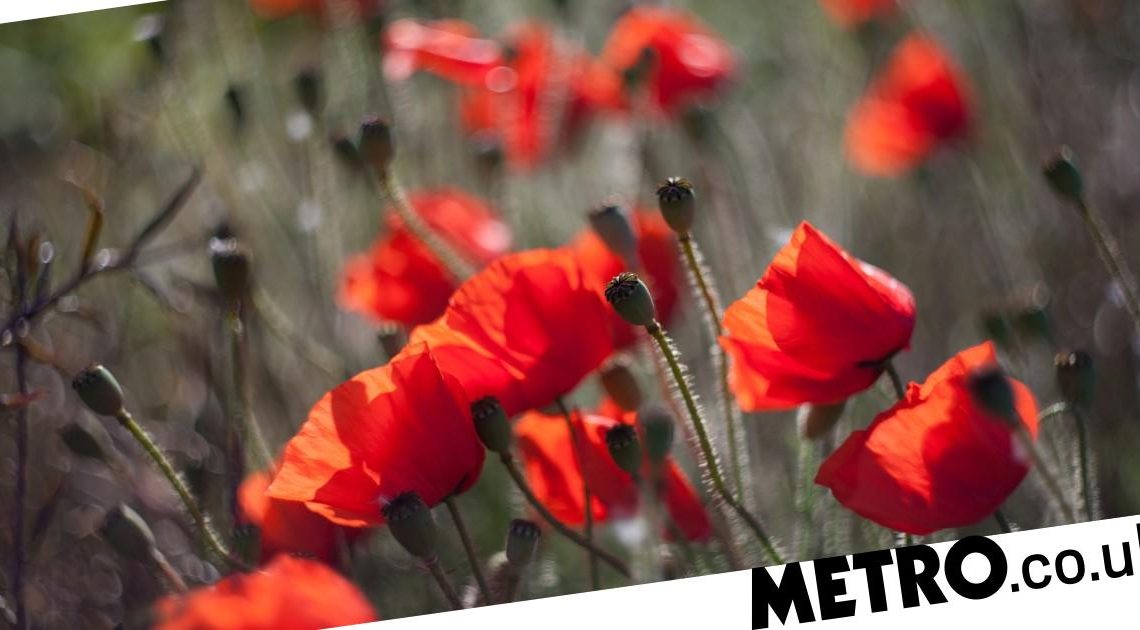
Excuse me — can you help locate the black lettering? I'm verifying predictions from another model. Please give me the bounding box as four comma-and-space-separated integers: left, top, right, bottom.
943, 536, 1007, 600
896, 545, 947, 608
1022, 554, 1051, 589
814, 556, 856, 620
1103, 542, 1133, 579
753, 564, 816, 629
852, 549, 894, 613
1055, 549, 1084, 585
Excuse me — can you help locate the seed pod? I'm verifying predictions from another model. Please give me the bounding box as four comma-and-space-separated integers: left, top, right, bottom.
59, 423, 108, 462
588, 204, 639, 268
382, 492, 438, 561
359, 116, 395, 173
1043, 146, 1083, 202
209, 237, 252, 311
656, 177, 696, 237
605, 423, 642, 476
638, 404, 674, 463
471, 396, 511, 454
224, 84, 246, 132
599, 358, 643, 411
967, 366, 1016, 423
1055, 350, 1095, 408
800, 400, 847, 441
72, 364, 125, 416
505, 518, 541, 569
100, 504, 158, 564
294, 67, 323, 115
605, 272, 657, 328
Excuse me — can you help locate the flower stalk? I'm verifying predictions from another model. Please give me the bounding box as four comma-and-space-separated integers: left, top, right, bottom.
444, 497, 492, 605
555, 397, 600, 590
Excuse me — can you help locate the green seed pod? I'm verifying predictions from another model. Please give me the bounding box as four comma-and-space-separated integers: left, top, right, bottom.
967, 366, 1017, 423
588, 204, 639, 267
656, 177, 696, 237
72, 364, 125, 416
381, 492, 438, 561
638, 404, 674, 463
505, 518, 541, 569
471, 396, 512, 454
294, 67, 323, 115
100, 504, 158, 564
209, 237, 252, 311
359, 115, 395, 173
1043, 146, 1083, 202
224, 84, 246, 132
605, 272, 657, 328
329, 132, 363, 170
605, 423, 642, 475
599, 358, 643, 412
59, 423, 108, 462
1055, 350, 1095, 408
800, 400, 848, 441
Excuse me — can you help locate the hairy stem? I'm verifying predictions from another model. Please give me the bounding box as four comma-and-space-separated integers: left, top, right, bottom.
1075, 199, 1140, 330
425, 556, 463, 610
1013, 426, 1077, 523
228, 314, 274, 470
444, 497, 492, 605
1070, 407, 1094, 521
375, 172, 475, 281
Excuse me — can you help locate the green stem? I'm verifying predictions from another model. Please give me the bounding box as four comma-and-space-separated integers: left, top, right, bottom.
444, 497, 492, 605
425, 556, 463, 610
994, 509, 1012, 534
555, 398, 600, 590
678, 236, 744, 500
375, 172, 475, 282
499, 454, 630, 577
1013, 425, 1077, 523
229, 314, 273, 470
885, 362, 906, 400
647, 323, 783, 564
114, 409, 248, 570
1075, 199, 1140, 330
1070, 407, 1094, 521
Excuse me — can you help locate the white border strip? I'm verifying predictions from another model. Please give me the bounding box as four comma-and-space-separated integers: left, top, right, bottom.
0, 1, 165, 25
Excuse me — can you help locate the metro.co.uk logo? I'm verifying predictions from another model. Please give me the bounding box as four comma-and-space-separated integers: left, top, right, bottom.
752, 523, 1140, 628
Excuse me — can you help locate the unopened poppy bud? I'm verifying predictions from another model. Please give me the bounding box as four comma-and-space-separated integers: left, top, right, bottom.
209, 237, 252, 310
1043, 146, 1083, 202
967, 366, 1017, 422
638, 404, 674, 463
605, 272, 657, 328
505, 518, 541, 568
588, 204, 639, 267
382, 492, 438, 560
330, 132, 362, 170
606, 424, 642, 475
72, 364, 125, 416
600, 358, 643, 411
1055, 350, 1095, 407
800, 400, 848, 440
656, 177, 696, 237
60, 423, 108, 462
471, 396, 511, 454
359, 115, 395, 173
294, 67, 322, 115
100, 504, 158, 564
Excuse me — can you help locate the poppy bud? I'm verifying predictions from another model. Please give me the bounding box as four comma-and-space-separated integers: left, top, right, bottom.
605, 423, 642, 476
966, 366, 1017, 422
209, 237, 252, 311
1043, 146, 1083, 202
622, 46, 656, 90
60, 423, 108, 462
588, 204, 639, 268
381, 492, 438, 561
656, 177, 696, 237
1055, 350, 1095, 408
505, 518, 541, 569
471, 396, 511, 454
359, 116, 395, 173
599, 358, 643, 411
638, 404, 674, 463
100, 504, 158, 564
605, 272, 657, 328
330, 132, 363, 170
72, 364, 125, 416
295, 67, 322, 115
800, 400, 847, 440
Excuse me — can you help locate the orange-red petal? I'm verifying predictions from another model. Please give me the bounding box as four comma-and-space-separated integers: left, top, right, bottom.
818, 0, 898, 28
238, 470, 360, 564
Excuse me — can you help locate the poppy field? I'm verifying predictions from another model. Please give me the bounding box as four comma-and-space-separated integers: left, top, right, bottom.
1, 0, 1139, 627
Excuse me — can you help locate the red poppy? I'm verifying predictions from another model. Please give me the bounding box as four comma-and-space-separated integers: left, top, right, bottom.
815, 342, 1039, 535
568, 209, 681, 349
514, 408, 711, 541
382, 19, 503, 86
338, 188, 512, 327
599, 6, 736, 114
818, 0, 898, 28
267, 345, 484, 527
249, 0, 381, 21
407, 248, 616, 417
845, 33, 973, 176
720, 221, 915, 411
238, 469, 361, 564
155, 554, 377, 630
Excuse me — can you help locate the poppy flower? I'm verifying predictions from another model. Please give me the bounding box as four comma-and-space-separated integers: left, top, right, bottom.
514, 408, 711, 541
720, 221, 915, 411
818, 0, 898, 28
407, 248, 616, 417
338, 188, 512, 327
382, 19, 503, 86
267, 345, 484, 527
845, 33, 973, 177
237, 469, 361, 564
815, 342, 1039, 535
569, 210, 681, 349
599, 6, 736, 114
249, 0, 381, 21
155, 554, 377, 630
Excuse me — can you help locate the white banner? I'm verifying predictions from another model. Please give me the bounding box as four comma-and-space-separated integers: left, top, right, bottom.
346, 515, 1140, 628
0, 1, 164, 24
